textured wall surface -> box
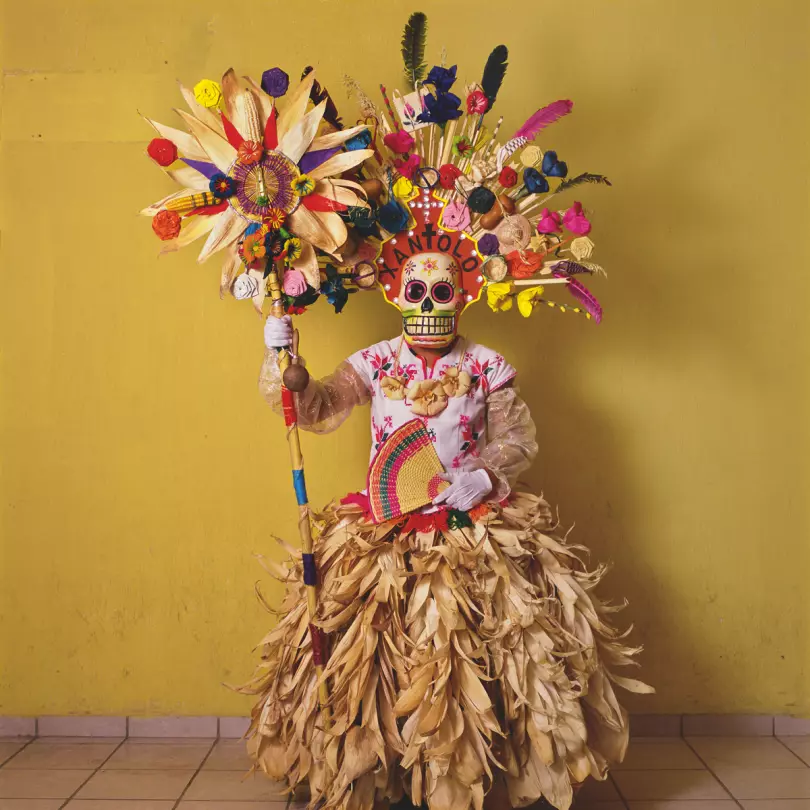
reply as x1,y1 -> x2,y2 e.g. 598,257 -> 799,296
1,0 -> 808,716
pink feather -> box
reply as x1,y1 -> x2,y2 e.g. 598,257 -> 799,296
554,271 -> 602,323
512,99 -> 573,141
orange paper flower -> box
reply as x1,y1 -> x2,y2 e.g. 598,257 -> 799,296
152,209 -> 182,240
506,249 -> 545,279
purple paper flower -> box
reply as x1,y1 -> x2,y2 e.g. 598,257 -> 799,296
425,65 -> 457,92
261,67 -> 289,98
478,233 -> 500,256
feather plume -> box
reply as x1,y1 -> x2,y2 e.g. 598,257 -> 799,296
555,272 -> 602,323
481,45 -> 508,110
551,260 -> 594,276
511,99 -> 573,141
342,75 -> 377,120
401,12 -> 428,88
302,66 -> 343,130
553,172 -> 612,195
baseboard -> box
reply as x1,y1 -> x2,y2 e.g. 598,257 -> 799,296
1,714 -> 809,738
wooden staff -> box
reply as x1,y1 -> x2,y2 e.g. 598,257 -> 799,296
265,260 -> 331,725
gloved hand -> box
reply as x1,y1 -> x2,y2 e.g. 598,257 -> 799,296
264,314 -> 293,349
432,468 -> 493,512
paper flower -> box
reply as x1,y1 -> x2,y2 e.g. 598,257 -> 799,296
570,236 -> 595,260
265,207 -> 287,230
394,154 -> 421,180
467,186 -> 496,214
392,177 -> 418,202
406,379 -> 448,417
209,173 -> 236,198
384,129 -> 415,154
516,286 -> 545,317
418,90 -> 462,124
265,232 -> 285,258
438,164 -> 462,189
442,200 -> 471,231
452,136 -> 474,159
563,202 -> 592,235
152,209 -> 181,240
291,174 -> 316,197
425,65 -> 457,92
193,79 -> 222,109
233,274 -> 260,300
147,138 -> 177,166
377,200 -> 410,233
345,128 -> 372,151
498,166 -> 517,188
283,269 -> 308,296
284,237 -> 303,262
541,150 -> 568,178
261,67 -> 289,98
486,281 -> 514,312
536,208 -> 562,234
506,249 -> 544,279
237,140 -> 263,165
520,145 -> 542,167
477,233 -> 500,256
466,90 -> 488,115
523,168 -> 549,194
380,375 -> 407,401
440,366 -> 472,397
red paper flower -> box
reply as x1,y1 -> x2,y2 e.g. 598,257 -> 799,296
152,209 -> 182,240
499,166 -> 518,188
438,163 -> 462,189
506,249 -> 545,279
383,129 -> 415,154
466,90 -> 488,115
237,140 -> 263,165
147,138 -> 178,167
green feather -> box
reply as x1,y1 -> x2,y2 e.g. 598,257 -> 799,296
401,12 -> 428,88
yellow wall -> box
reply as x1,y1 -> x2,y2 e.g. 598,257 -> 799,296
1,0 -> 808,717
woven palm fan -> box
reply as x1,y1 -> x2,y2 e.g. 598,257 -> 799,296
367,419 -> 449,522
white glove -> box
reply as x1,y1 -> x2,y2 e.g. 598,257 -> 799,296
432,469 -> 492,512
264,314 -> 293,349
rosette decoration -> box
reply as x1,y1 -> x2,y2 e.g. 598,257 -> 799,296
141,68 -> 376,314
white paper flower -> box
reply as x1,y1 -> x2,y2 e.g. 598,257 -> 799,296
233,273 -> 260,300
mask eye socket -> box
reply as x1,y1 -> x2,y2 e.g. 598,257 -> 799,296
431,281 -> 455,304
404,279 -> 427,303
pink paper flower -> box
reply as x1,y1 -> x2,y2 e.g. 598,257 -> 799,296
466,90 -> 489,115
384,129 -> 415,154
442,200 -> 471,231
536,208 -> 562,234
283,269 -> 308,296
394,153 -> 421,180
563,201 -> 592,235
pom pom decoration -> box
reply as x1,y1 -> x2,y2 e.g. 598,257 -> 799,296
467,186 -> 496,214
209,173 -> 236,198
498,166 -> 517,187
146,138 -> 177,166
438,164 -> 462,189
237,140 -> 263,165
152,209 -> 181,240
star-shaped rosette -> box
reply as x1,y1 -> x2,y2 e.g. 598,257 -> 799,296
141,69 -> 374,313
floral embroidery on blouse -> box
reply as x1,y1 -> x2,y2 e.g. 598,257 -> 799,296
373,414 -> 394,450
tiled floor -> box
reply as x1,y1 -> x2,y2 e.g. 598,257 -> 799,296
1,735 -> 810,809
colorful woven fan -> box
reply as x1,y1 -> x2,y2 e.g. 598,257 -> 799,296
368,420 -> 449,522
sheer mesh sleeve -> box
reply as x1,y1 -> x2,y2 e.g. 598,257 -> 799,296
258,349 -> 371,435
471,383 -> 538,500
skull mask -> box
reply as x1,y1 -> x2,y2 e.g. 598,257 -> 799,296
398,252 -> 462,349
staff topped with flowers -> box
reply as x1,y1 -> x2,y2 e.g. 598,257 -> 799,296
141,11 -> 611,323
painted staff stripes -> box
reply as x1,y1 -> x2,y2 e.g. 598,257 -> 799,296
265,261 -> 331,722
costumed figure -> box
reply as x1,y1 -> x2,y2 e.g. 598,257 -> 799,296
141,13 -> 651,810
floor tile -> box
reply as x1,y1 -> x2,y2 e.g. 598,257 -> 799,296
683,715 -> 774,737
177,803 -> 291,810
0,801 -> 64,809
218,717 -> 250,739
4,741 -> 119,770
128,717 -> 218,738
630,715 -> 682,737
782,737 -> 810,766
714,768 -> 810,799
32,738 -> 124,746
103,741 -> 212,770
37,718 -> 125,738
687,736 -> 807,769
627,803 -> 738,810
574,802 -> 626,810
64,802 -> 175,809
741,802 -> 810,810
575,775 -> 622,801
0,719 -> 36,737
75,769 -> 195,801
0,769 -> 93,799
0,742 -> 30,766
183,770 -> 289,802
612,770 -> 728,801
777,718 -> 810,736
203,740 -> 253,771
616,738 -> 703,770
123,737 -> 214,745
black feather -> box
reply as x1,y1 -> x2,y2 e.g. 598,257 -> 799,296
481,45 -> 508,110
401,12 -> 428,87
301,66 -> 343,131
554,172 -> 612,194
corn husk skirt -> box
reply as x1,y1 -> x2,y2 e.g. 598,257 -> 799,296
241,492 -> 648,810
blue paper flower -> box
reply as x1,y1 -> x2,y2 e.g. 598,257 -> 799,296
523,168 -> 549,194
344,128 -> 372,151
417,90 -> 462,125
377,200 -> 410,233
320,275 -> 350,313
425,65 -> 457,93
541,150 -> 568,178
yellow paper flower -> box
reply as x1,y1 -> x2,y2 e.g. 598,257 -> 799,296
516,286 -> 545,317
284,237 -> 302,262
486,281 -> 514,312
392,177 -> 418,202
193,79 -> 223,109
440,366 -> 472,398
291,174 -> 316,197
380,375 -> 407,400
405,379 -> 448,417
